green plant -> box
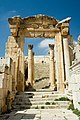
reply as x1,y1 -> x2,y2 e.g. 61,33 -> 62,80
52,102 -> 56,105
68,101 -> 80,117
55,97 -> 70,101
35,106 -> 38,109
41,106 -> 44,109
73,109 -> 80,116
64,116 -> 68,120
68,103 -> 74,110
78,102 -> 80,105
45,102 -> 50,105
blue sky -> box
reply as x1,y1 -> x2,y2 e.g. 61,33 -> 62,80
0,0 -> 80,56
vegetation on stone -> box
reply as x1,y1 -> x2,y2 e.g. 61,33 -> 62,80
68,101 -> 80,117
41,106 -> 45,109
54,97 -> 70,101
52,102 -> 56,105
35,106 -> 38,109
45,102 -> 50,105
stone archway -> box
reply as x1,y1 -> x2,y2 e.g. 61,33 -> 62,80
5,14 -> 71,92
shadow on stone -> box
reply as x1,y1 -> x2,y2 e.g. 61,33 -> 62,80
35,77 -> 49,83
42,84 -> 50,89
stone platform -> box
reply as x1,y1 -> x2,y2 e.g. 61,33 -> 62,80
0,109 -> 79,120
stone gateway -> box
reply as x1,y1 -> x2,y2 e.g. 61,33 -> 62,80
0,14 -> 79,114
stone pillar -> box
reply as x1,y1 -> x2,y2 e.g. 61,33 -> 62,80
32,52 -> 35,84
55,32 -> 65,92
6,36 -> 25,92
5,36 -> 18,93
49,44 -> 55,89
28,45 -> 34,86
63,37 -> 70,86
17,36 -> 24,92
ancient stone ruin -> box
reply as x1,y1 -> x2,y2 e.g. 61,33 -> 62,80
0,14 -> 80,116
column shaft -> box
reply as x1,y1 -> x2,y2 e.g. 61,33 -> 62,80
28,45 -> 34,86
32,52 -> 34,84
17,36 -> 24,92
5,36 -> 19,92
63,37 -> 70,84
55,32 -> 65,92
49,44 -> 55,89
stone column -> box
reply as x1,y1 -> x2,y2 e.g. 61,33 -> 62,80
17,36 -> 25,92
5,36 -> 19,93
55,32 -> 65,92
32,52 -> 35,84
28,45 -> 34,86
49,44 -> 55,89
63,37 -> 70,86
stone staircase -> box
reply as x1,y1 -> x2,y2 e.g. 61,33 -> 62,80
12,90 -> 70,111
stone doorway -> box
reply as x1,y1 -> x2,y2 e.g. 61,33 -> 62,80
6,14 -> 71,93
24,38 -> 53,90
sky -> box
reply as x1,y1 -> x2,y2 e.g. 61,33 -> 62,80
0,0 -> 80,56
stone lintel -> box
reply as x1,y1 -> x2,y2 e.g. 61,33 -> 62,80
23,28 -> 60,32
28,45 -> 33,50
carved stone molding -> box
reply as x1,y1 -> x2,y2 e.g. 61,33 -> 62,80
28,45 -> 33,50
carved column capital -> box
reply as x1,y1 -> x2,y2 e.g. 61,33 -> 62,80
8,16 -> 21,37
49,44 -> 54,49
28,45 -> 33,50
61,23 -> 69,37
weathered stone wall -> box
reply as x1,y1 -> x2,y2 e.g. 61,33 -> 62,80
25,56 -> 49,63
34,56 -> 49,63
34,62 -> 49,81
0,57 -> 12,113
25,56 -> 49,81
69,61 -> 80,110
73,44 -> 80,62
25,56 -> 50,89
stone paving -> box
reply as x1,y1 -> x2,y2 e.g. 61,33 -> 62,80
0,109 -> 79,120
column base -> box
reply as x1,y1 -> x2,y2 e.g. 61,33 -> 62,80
50,85 -> 55,90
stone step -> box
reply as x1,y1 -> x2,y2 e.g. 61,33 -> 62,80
35,89 -> 57,92
24,91 -> 63,95
14,95 -> 67,103
15,93 -> 66,98
12,91 -> 70,111
13,100 -> 70,106
13,102 -> 70,110
14,97 -> 59,103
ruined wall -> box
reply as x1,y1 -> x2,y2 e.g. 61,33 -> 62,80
24,56 -> 50,89
73,44 -> 80,62
34,56 -> 49,81
25,56 -> 50,81
69,61 -> 80,110
0,57 -> 12,113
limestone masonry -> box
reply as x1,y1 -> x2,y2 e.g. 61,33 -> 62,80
0,14 -> 80,117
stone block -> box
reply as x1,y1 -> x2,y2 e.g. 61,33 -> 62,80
25,31 -> 35,38
2,104 -> 7,113
45,32 -> 55,38
0,66 -> 5,73
0,74 -> 4,88
35,31 -> 43,38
